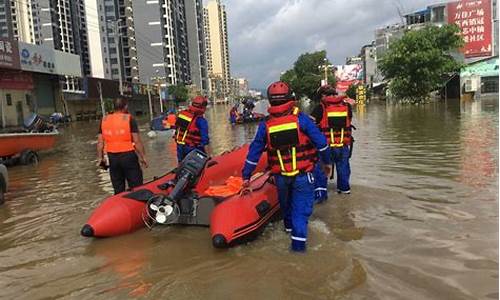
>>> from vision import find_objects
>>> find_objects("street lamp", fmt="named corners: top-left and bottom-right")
top-left (155, 70), bottom-right (164, 113)
top-left (318, 58), bottom-right (334, 86)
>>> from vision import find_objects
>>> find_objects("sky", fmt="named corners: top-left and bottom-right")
top-left (222, 0), bottom-right (445, 90)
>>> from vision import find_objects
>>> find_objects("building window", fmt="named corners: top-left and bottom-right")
top-left (432, 6), bottom-right (445, 23)
top-left (6, 94), bottom-right (12, 106)
top-left (25, 94), bottom-right (31, 106)
top-left (481, 76), bottom-right (499, 93)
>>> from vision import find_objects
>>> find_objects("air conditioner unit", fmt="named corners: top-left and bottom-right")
top-left (464, 76), bottom-right (479, 92)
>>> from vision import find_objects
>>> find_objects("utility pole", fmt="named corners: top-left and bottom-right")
top-left (324, 59), bottom-right (328, 83)
top-left (319, 58), bottom-right (332, 86)
top-left (98, 81), bottom-right (106, 117)
top-left (1, 95), bottom-right (5, 128)
top-left (158, 79), bottom-right (164, 113)
top-left (59, 80), bottom-right (69, 116)
top-left (147, 80), bottom-right (153, 120)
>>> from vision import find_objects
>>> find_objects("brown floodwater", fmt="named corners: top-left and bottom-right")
top-left (0, 99), bottom-right (498, 299)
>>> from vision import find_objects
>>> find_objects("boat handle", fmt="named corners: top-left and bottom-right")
top-left (239, 187), bottom-right (253, 196)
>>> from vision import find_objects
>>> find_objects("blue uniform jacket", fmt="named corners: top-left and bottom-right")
top-left (195, 116), bottom-right (210, 146)
top-left (242, 112), bottom-right (330, 180)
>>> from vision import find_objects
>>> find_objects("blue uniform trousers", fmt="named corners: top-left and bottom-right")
top-left (313, 163), bottom-right (328, 203)
top-left (274, 172), bottom-right (315, 252)
top-left (331, 146), bottom-right (351, 192)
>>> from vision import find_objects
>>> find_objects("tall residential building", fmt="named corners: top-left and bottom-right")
top-left (131, 0), bottom-right (207, 92)
top-left (359, 43), bottom-right (377, 86)
top-left (6, 0), bottom-right (91, 91)
top-left (91, 0), bottom-right (140, 83)
top-left (203, 0), bottom-right (230, 100)
top-left (185, 0), bottom-right (208, 92)
top-left (0, 0), bottom-right (13, 38)
top-left (85, 0), bottom-right (107, 79)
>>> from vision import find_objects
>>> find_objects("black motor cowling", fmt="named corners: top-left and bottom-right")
top-left (24, 113), bottom-right (53, 132)
top-left (146, 150), bottom-right (209, 225)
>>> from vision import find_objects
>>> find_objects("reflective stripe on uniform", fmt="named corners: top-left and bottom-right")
top-left (327, 111), bottom-right (348, 117)
top-left (291, 236), bottom-right (307, 242)
top-left (245, 159), bottom-right (258, 165)
top-left (178, 114), bottom-right (192, 122)
top-left (330, 128), bottom-right (344, 147)
top-left (268, 122), bottom-right (297, 133)
top-left (319, 145), bottom-right (328, 152)
top-left (277, 147), bottom-right (298, 176)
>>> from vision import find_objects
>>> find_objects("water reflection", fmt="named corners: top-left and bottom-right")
top-left (88, 232), bottom-right (153, 298)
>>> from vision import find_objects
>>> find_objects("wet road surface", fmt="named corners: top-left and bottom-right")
top-left (0, 99), bottom-right (497, 299)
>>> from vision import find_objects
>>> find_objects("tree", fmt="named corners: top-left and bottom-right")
top-left (167, 84), bottom-right (189, 104)
top-left (379, 24), bottom-right (464, 103)
top-left (345, 84), bottom-right (357, 99)
top-left (280, 50), bottom-right (336, 101)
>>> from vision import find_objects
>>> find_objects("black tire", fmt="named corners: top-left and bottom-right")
top-left (20, 150), bottom-right (39, 165)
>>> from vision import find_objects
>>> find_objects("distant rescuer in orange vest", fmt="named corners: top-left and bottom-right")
top-left (97, 97), bottom-right (148, 194)
top-left (174, 96), bottom-right (210, 162)
top-left (162, 111), bottom-right (177, 129)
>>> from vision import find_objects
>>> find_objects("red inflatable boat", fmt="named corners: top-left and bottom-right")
top-left (81, 145), bottom-right (280, 248)
top-left (210, 172), bottom-right (279, 247)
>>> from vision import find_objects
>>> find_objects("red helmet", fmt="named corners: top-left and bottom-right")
top-left (192, 96), bottom-right (208, 107)
top-left (317, 84), bottom-right (337, 97)
top-left (189, 96), bottom-right (208, 114)
top-left (267, 81), bottom-right (294, 106)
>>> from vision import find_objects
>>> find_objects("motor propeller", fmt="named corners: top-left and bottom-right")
top-left (144, 195), bottom-right (180, 226)
top-left (149, 202), bottom-right (174, 224)
top-left (142, 150), bottom-right (209, 228)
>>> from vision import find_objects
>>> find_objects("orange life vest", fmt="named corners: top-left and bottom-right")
top-left (266, 106), bottom-right (317, 176)
top-left (320, 96), bottom-right (352, 147)
top-left (101, 112), bottom-right (135, 153)
top-left (162, 113), bottom-right (177, 129)
top-left (175, 109), bottom-right (202, 146)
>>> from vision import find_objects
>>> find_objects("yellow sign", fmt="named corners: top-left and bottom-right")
top-left (356, 85), bottom-right (366, 105)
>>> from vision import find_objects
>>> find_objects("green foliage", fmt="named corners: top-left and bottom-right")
top-left (280, 50), bottom-right (336, 101)
top-left (346, 84), bottom-right (357, 99)
top-left (379, 24), bottom-right (464, 103)
top-left (104, 99), bottom-right (114, 113)
top-left (167, 84), bottom-right (189, 103)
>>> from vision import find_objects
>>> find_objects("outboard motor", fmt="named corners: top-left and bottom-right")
top-left (147, 150), bottom-right (209, 225)
top-left (24, 113), bottom-right (53, 132)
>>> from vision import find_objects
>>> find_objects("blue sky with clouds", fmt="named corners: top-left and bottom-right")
top-left (220, 0), bottom-right (444, 89)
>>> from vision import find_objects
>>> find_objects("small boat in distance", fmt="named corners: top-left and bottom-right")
top-left (0, 114), bottom-right (59, 165)
top-left (147, 111), bottom-right (176, 138)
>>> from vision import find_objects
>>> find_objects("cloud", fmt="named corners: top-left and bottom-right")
top-left (222, 0), bottom-right (441, 89)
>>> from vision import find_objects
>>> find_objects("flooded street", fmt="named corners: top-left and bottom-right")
top-left (0, 100), bottom-right (498, 299)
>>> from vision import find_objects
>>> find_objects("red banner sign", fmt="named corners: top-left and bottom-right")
top-left (336, 80), bottom-right (361, 93)
top-left (0, 38), bottom-right (20, 70)
top-left (448, 0), bottom-right (492, 58)
top-left (0, 71), bottom-right (33, 90)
